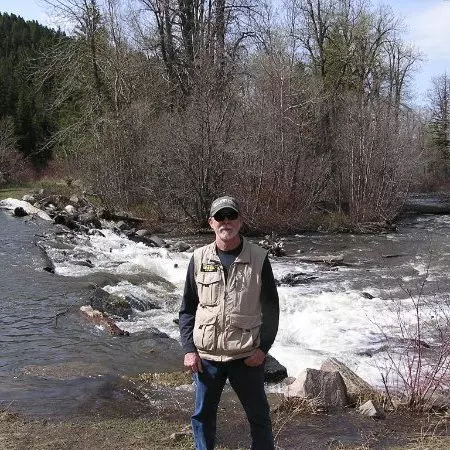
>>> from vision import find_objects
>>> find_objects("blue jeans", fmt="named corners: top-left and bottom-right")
top-left (191, 358), bottom-right (274, 450)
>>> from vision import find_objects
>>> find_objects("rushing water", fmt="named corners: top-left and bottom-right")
top-left (1, 206), bottom-right (450, 418)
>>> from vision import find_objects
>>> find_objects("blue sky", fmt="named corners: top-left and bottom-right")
top-left (1, 0), bottom-right (450, 105)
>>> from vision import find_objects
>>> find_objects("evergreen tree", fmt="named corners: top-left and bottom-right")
top-left (0, 13), bottom-right (63, 169)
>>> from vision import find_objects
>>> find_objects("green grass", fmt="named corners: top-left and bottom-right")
top-left (0, 178), bottom-right (93, 203)
top-left (0, 185), bottom-right (34, 201)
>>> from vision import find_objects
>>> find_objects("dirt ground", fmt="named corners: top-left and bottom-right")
top-left (1, 378), bottom-right (449, 450)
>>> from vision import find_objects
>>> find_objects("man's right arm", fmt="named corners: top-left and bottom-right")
top-left (179, 256), bottom-right (202, 372)
top-left (179, 256), bottom-right (199, 353)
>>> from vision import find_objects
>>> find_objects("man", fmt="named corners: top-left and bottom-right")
top-left (179, 195), bottom-right (280, 450)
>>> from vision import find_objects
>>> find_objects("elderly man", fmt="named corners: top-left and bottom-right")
top-left (179, 196), bottom-right (280, 450)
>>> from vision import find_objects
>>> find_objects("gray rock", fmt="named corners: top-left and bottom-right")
top-left (320, 357), bottom-right (376, 402)
top-left (125, 294), bottom-right (161, 312)
top-left (264, 354), bottom-right (288, 383)
top-left (78, 212), bottom-right (102, 229)
top-left (90, 287), bottom-right (132, 319)
top-left (170, 241), bottom-right (191, 252)
top-left (284, 368), bottom-right (348, 409)
top-left (358, 400), bottom-right (385, 419)
top-left (64, 204), bottom-right (77, 215)
top-left (22, 194), bottom-right (35, 203)
top-left (147, 235), bottom-right (167, 247)
top-left (116, 220), bottom-right (129, 231)
top-left (135, 229), bottom-right (151, 237)
top-left (69, 195), bottom-right (79, 205)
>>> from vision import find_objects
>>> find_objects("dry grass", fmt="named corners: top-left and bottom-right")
top-left (135, 371), bottom-right (193, 387)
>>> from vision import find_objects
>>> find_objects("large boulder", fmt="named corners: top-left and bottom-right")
top-left (320, 357), bottom-right (377, 403)
top-left (284, 368), bottom-right (348, 409)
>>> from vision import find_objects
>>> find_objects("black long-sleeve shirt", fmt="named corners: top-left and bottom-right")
top-left (179, 244), bottom-right (280, 355)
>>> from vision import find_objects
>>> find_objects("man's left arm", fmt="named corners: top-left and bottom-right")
top-left (245, 255), bottom-right (280, 366)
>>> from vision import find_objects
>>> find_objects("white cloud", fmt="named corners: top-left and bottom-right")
top-left (404, 1), bottom-right (450, 59)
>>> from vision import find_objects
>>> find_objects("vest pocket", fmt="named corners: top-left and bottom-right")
top-left (193, 308), bottom-right (217, 352)
top-left (197, 272), bottom-right (222, 306)
top-left (225, 314), bottom-right (262, 354)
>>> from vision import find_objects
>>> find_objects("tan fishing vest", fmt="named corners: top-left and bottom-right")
top-left (193, 238), bottom-right (268, 361)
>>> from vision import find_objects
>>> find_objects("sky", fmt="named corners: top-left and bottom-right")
top-left (1, 0), bottom-right (450, 106)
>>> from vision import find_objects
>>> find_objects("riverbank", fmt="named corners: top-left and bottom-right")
top-left (1, 393), bottom-right (449, 450)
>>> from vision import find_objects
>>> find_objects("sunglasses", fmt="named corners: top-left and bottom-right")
top-left (213, 210), bottom-right (239, 221)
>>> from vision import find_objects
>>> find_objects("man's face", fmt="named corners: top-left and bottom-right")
top-left (208, 208), bottom-right (242, 243)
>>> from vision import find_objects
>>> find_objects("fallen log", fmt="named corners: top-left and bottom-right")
top-left (296, 255), bottom-right (347, 266)
top-left (100, 209), bottom-right (144, 224)
top-left (80, 305), bottom-right (130, 336)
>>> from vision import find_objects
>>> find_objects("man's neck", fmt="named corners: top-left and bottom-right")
top-left (215, 235), bottom-right (241, 251)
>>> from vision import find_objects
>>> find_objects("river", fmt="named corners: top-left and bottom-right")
top-left (1, 208), bottom-right (450, 418)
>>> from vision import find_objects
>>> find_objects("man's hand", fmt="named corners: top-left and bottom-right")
top-left (244, 348), bottom-right (266, 367)
top-left (184, 352), bottom-right (203, 373)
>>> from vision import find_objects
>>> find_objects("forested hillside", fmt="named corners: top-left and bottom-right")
top-left (0, 13), bottom-right (64, 171)
top-left (1, 1), bottom-right (449, 231)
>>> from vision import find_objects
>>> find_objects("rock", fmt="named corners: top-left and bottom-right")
top-left (170, 241), bottom-right (191, 252)
top-left (69, 194), bottom-right (79, 205)
top-left (361, 292), bottom-right (374, 299)
top-left (89, 287), bottom-right (132, 319)
top-left (71, 260), bottom-right (94, 268)
top-left (125, 295), bottom-right (161, 312)
top-left (135, 229), bottom-right (151, 237)
top-left (126, 234), bottom-right (156, 247)
top-left (264, 354), bottom-right (288, 383)
top-left (64, 204), bottom-right (77, 215)
top-left (320, 357), bottom-right (376, 402)
top-left (258, 234), bottom-right (286, 257)
top-left (147, 235), bottom-right (167, 247)
top-left (40, 194), bottom-right (71, 210)
top-left (116, 220), bottom-right (129, 231)
top-left (277, 272), bottom-right (318, 286)
top-left (22, 194), bottom-right (35, 203)
top-left (284, 368), bottom-right (348, 409)
top-left (36, 243), bottom-right (56, 274)
top-left (358, 400), bottom-right (385, 419)
top-left (54, 214), bottom-right (79, 230)
top-left (0, 198), bottom-right (51, 220)
top-left (14, 206), bottom-right (28, 217)
top-left (147, 328), bottom-right (170, 339)
top-left (78, 211), bottom-right (102, 229)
